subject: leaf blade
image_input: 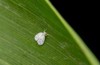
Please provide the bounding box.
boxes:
[0,0,99,65]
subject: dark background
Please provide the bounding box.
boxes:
[50,0,100,61]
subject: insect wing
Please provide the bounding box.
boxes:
[37,35,45,45]
[34,32,43,41]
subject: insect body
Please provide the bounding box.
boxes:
[34,31,47,45]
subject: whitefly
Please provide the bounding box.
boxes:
[34,31,47,45]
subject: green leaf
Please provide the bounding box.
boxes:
[0,0,99,65]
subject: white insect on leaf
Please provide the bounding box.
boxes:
[34,31,47,45]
